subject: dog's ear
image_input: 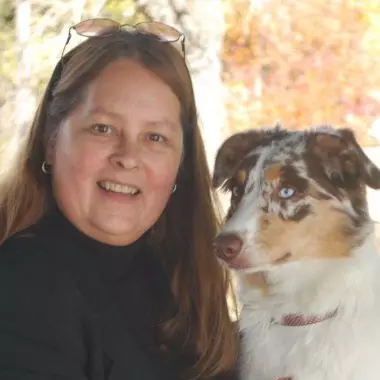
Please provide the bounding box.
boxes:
[212,130,266,188]
[308,127,380,189]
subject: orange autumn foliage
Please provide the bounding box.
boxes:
[222,0,380,146]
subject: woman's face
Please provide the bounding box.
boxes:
[48,59,183,245]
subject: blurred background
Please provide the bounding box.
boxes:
[1,0,380,238]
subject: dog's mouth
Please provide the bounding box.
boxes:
[231,251,293,274]
[274,251,292,263]
[97,180,141,196]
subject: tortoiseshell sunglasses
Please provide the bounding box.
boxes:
[60,18,186,60]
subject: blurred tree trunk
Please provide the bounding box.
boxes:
[136,0,227,172]
[15,0,35,135]
[72,0,86,23]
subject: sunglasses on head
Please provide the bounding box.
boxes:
[60,18,186,60]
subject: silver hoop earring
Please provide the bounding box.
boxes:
[41,161,52,174]
[172,184,177,194]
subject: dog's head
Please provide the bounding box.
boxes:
[212,125,380,272]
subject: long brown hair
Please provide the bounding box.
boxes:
[0,29,238,378]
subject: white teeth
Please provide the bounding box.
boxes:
[98,181,139,195]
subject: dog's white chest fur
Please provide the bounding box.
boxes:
[241,311,380,380]
[238,247,380,380]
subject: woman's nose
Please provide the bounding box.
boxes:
[110,137,141,170]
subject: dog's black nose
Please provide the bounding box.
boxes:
[213,233,243,262]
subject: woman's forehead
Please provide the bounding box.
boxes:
[79,59,181,120]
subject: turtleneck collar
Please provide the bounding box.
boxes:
[47,203,146,250]
[40,203,149,282]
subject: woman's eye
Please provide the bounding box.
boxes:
[148,133,166,143]
[91,124,113,135]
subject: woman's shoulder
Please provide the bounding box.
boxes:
[0,220,84,326]
[0,220,76,302]
[0,223,88,378]
[1,221,61,275]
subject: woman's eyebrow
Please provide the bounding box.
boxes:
[88,107,179,128]
[145,118,181,130]
[88,106,121,119]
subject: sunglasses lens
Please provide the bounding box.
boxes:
[136,22,181,42]
[74,19,119,37]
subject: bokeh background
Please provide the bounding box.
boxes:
[1,0,380,240]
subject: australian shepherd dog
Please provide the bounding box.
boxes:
[213,125,380,380]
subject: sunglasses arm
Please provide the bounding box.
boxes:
[59,27,74,61]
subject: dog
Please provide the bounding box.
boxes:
[212,125,380,380]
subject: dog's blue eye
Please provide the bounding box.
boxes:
[278,187,296,199]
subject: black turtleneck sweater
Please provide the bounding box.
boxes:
[0,207,198,380]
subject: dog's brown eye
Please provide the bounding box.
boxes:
[232,186,240,197]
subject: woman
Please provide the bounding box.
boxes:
[0,20,238,380]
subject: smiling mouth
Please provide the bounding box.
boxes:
[97,181,141,195]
